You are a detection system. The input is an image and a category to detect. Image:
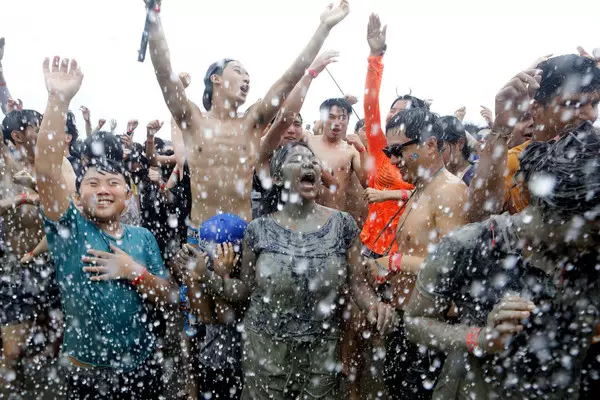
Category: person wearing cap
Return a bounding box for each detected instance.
[146,0,350,242]
[34,56,177,399]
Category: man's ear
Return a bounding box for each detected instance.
[272,173,283,187]
[11,130,23,144]
[65,134,73,145]
[210,74,222,86]
[426,136,439,156]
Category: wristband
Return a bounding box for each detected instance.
[17,193,28,206]
[27,251,34,259]
[153,3,161,12]
[0,82,6,87]
[388,252,402,273]
[466,327,482,353]
[401,190,409,202]
[160,182,167,193]
[131,268,149,286]
[357,146,366,153]
[307,69,319,79]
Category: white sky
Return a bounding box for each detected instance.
[2,0,600,139]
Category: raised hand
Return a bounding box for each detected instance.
[97,119,106,130]
[146,119,164,137]
[213,243,240,278]
[127,119,139,134]
[309,50,339,75]
[454,106,467,121]
[367,13,387,56]
[343,94,358,106]
[493,69,541,136]
[178,72,191,88]
[577,46,600,67]
[13,169,36,191]
[481,296,535,354]
[528,53,553,69]
[480,105,494,127]
[148,166,163,184]
[7,98,23,113]
[345,133,365,152]
[320,0,350,30]
[42,56,83,102]
[110,119,117,132]
[80,105,91,122]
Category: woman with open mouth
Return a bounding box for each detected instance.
[187,141,397,399]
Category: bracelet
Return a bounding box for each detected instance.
[27,251,34,259]
[17,193,28,206]
[307,69,319,79]
[401,190,409,202]
[0,81,6,87]
[466,327,482,353]
[160,182,167,193]
[388,252,402,273]
[357,146,366,153]
[131,268,149,286]
[153,3,161,12]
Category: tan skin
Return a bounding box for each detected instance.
[378,130,468,311]
[308,105,368,212]
[148,0,350,226]
[440,137,471,179]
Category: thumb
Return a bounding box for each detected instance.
[184,244,203,258]
[382,24,388,36]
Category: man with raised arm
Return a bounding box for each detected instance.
[147,0,349,228]
[35,56,177,399]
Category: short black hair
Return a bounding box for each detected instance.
[2,110,43,145]
[355,119,365,133]
[463,122,485,136]
[535,54,600,105]
[203,58,237,111]
[319,98,352,116]
[519,121,600,219]
[81,131,123,162]
[390,95,429,112]
[76,157,128,193]
[154,137,166,153]
[436,116,471,160]
[125,142,149,171]
[386,108,442,150]
[66,110,79,155]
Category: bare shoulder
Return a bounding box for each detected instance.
[435,171,468,207]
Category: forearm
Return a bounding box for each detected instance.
[404,314,473,353]
[383,190,409,202]
[30,236,49,257]
[379,254,424,276]
[203,271,250,304]
[0,63,12,115]
[37,97,69,178]
[146,136,157,166]
[0,196,21,216]
[355,151,369,188]
[284,24,330,88]
[467,133,508,223]
[352,280,380,313]
[135,272,179,309]
[84,119,92,136]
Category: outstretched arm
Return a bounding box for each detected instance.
[0,38,12,116]
[251,1,350,131]
[36,56,84,221]
[147,5,192,123]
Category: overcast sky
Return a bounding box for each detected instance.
[2,0,600,139]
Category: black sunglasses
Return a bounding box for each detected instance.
[382,139,419,158]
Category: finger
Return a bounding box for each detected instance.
[577,46,592,59]
[495,323,524,334]
[87,249,113,259]
[367,308,377,326]
[494,310,531,322]
[70,59,78,74]
[43,57,50,73]
[90,274,112,282]
[498,300,535,311]
[60,58,69,74]
[184,244,204,258]
[382,24,388,37]
[83,266,109,273]
[515,72,540,90]
[81,256,109,266]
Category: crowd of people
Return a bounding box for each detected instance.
[1,1,600,399]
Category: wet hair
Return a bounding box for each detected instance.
[261,142,315,215]
[355,119,365,133]
[519,121,600,219]
[203,58,236,111]
[81,131,123,162]
[66,110,79,155]
[2,110,43,145]
[125,142,149,172]
[436,116,471,160]
[390,94,429,112]
[386,108,443,150]
[153,137,166,153]
[76,157,129,193]
[463,122,486,136]
[534,54,600,105]
[319,98,352,117]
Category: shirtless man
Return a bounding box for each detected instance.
[0,109,69,393]
[374,107,468,399]
[147,0,349,227]
[308,98,368,212]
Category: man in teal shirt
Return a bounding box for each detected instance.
[35,55,177,399]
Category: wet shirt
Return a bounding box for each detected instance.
[243,211,359,341]
[360,55,414,255]
[417,214,600,399]
[43,201,168,371]
[503,140,531,214]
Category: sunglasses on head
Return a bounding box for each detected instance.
[382,139,419,158]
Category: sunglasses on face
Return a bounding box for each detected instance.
[382,139,419,158]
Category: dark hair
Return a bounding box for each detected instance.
[203,58,236,111]
[390,94,429,112]
[261,142,315,215]
[535,54,600,105]
[519,121,600,219]
[66,110,79,155]
[2,110,43,145]
[153,137,166,153]
[125,142,149,170]
[319,98,352,116]
[437,116,471,160]
[355,119,365,133]
[81,131,123,162]
[386,108,442,150]
[76,157,128,193]
[463,122,486,136]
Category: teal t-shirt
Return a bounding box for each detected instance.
[43,201,168,371]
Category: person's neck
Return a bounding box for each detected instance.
[96,218,124,237]
[321,134,341,146]
[280,197,317,220]
[209,94,239,121]
[448,159,471,176]
[16,146,35,167]
[414,161,445,191]
[532,124,558,142]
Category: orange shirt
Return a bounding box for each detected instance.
[359,56,414,255]
[503,140,531,214]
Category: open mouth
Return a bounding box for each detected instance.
[300,170,316,187]
[240,85,249,95]
[96,198,114,208]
